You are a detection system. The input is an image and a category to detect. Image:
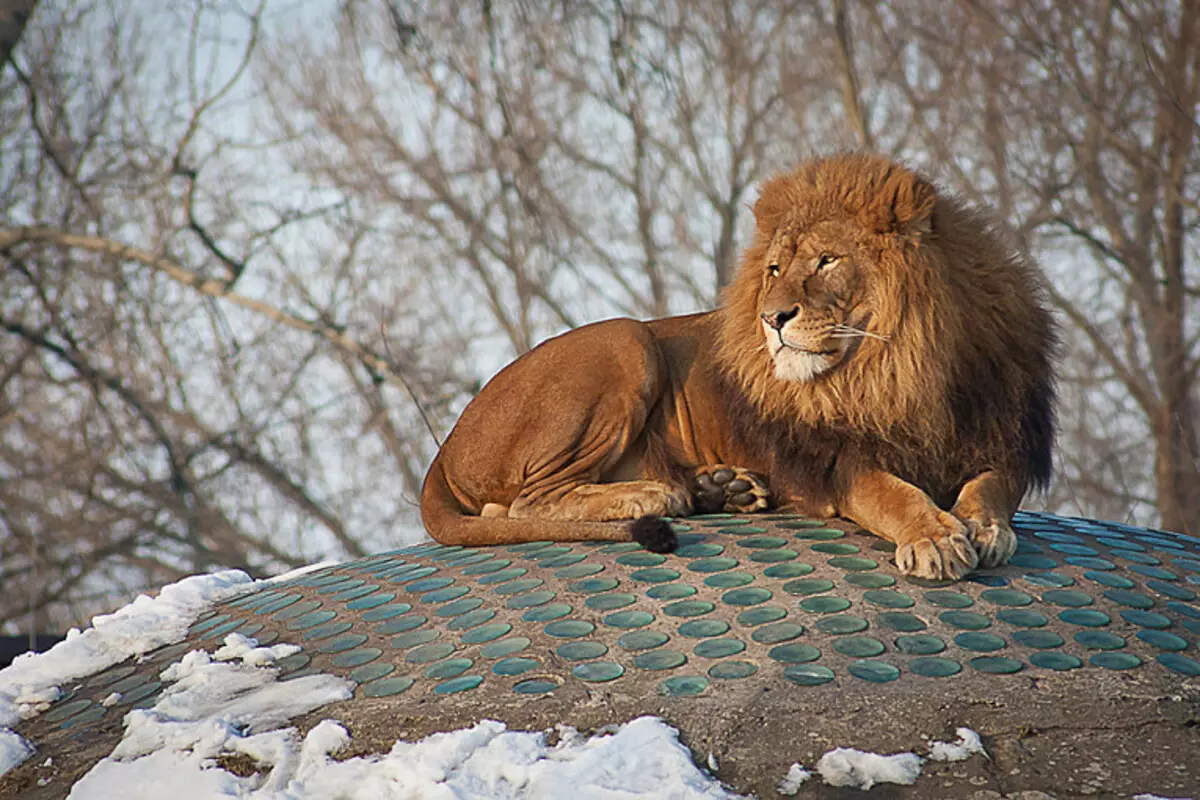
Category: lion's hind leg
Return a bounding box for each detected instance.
[507,481,691,553]
[690,465,772,514]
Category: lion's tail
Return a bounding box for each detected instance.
[419,455,676,552]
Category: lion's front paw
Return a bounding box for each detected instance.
[691,465,771,514]
[894,512,979,581]
[960,517,1018,569]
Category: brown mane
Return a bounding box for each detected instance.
[713,154,1056,508]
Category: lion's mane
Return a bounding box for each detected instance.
[713,154,1056,509]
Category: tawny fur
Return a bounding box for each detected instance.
[420,154,1056,580]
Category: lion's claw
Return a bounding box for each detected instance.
[894,513,978,580]
[691,464,771,514]
[962,518,1017,568]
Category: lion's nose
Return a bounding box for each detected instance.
[761,307,800,331]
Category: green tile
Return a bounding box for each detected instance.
[1074,630,1126,650]
[492,579,544,596]
[782,664,835,685]
[1157,652,1200,676]
[493,657,539,676]
[939,611,991,630]
[630,568,680,583]
[557,641,608,660]
[1146,580,1196,601]
[763,563,814,579]
[634,650,687,670]
[617,552,666,567]
[647,584,697,600]
[678,619,730,638]
[800,596,851,613]
[361,677,414,697]
[513,679,559,694]
[659,675,708,696]
[876,612,926,632]
[664,600,714,618]
[618,630,670,651]
[555,564,604,579]
[674,543,725,558]
[406,642,456,663]
[895,634,946,655]
[1029,652,1081,671]
[573,662,626,682]
[435,598,485,617]
[317,634,369,653]
[461,623,513,644]
[722,587,772,606]
[845,573,896,588]
[996,609,1049,627]
[603,610,654,629]
[1104,589,1155,609]
[969,656,1023,674]
[1059,609,1111,627]
[480,637,531,658]
[955,632,1006,651]
[848,660,900,683]
[828,557,879,571]
[815,614,868,635]
[790,527,846,540]
[909,657,962,677]
[863,590,914,608]
[349,663,394,683]
[750,549,799,563]
[693,638,746,658]
[376,614,427,635]
[522,604,572,623]
[1120,609,1172,629]
[302,621,353,641]
[362,603,414,622]
[569,578,619,594]
[833,636,885,657]
[434,675,483,694]
[406,577,455,593]
[709,661,758,679]
[783,578,835,596]
[704,572,754,589]
[586,593,636,612]
[506,590,557,610]
[1084,572,1136,589]
[1136,630,1188,651]
[540,554,587,568]
[1041,589,1093,607]
[285,610,336,631]
[769,643,821,663]
[1089,652,1142,670]
[1011,630,1064,649]
[979,589,1033,606]
[925,591,974,608]
[688,558,739,573]
[347,592,397,611]
[545,620,596,638]
[425,658,473,679]
[751,622,805,644]
[811,542,861,555]
[737,606,788,626]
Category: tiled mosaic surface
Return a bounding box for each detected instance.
[30,512,1200,733]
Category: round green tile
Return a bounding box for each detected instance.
[800,596,851,613]
[557,641,608,660]
[434,675,483,694]
[845,573,897,589]
[1030,652,1081,671]
[659,675,709,696]
[1146,580,1196,601]
[604,610,654,629]
[980,589,1033,606]
[513,679,560,694]
[909,657,962,677]
[493,657,539,676]
[895,634,946,655]
[273,653,311,674]
[814,615,868,635]
[509,541,556,553]
[634,650,688,670]
[459,622,512,644]
[833,636,885,657]
[317,634,369,653]
[106,674,150,694]
[1168,601,1200,619]
[302,621,354,641]
[361,675,414,697]
[1104,589,1155,609]
[737,606,787,626]
[1074,630,1126,650]
[45,699,92,724]
[376,615,427,635]
[492,579,544,596]
[362,603,414,622]
[347,592,397,611]
[664,600,714,618]
[630,567,680,583]
[406,642,455,663]
[769,643,821,663]
[406,577,454,593]
[616,552,667,567]
[540,554,587,568]
[528,546,574,561]
[522,603,572,623]
[1041,589,1093,607]
[1120,609,1172,629]
[674,543,725,558]
[691,513,734,521]
[738,535,789,549]
[722,587,772,606]
[425,658,473,679]
[285,610,337,631]
[828,557,879,571]
[435,598,485,617]
[1059,609,1111,627]
[586,593,636,611]
[939,611,991,630]
[349,662,394,684]
[750,549,799,563]
[573,662,625,682]
[479,637,531,658]
[545,620,596,638]
[506,590,556,610]
[1011,630,1064,649]
[189,613,232,632]
[925,591,974,608]
[782,664,835,685]
[1023,572,1076,588]
[618,630,670,651]
[863,590,914,608]
[687,557,739,573]
[1137,630,1188,651]
[1084,572,1136,589]
[704,573,754,589]
[1008,554,1057,569]
[848,660,900,683]
[693,638,746,658]
[810,542,861,555]
[790,527,846,540]
[569,578,619,594]
[647,584,697,600]
[1157,652,1200,676]
[969,656,1023,674]
[997,609,1049,627]
[751,622,805,644]
[554,563,604,579]
[678,619,730,638]
[600,542,644,554]
[764,563,814,579]
[783,578,835,596]
[331,584,379,602]
[1090,652,1142,670]
[955,632,1006,651]
[709,661,758,679]
[876,612,926,632]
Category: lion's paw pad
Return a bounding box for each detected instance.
[691,465,771,514]
[963,519,1017,569]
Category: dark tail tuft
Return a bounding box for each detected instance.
[631,516,677,553]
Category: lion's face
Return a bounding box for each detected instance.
[757,219,874,383]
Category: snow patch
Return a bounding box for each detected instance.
[928,727,985,762]
[776,762,812,795]
[0,570,257,778]
[816,748,923,789]
[0,729,33,777]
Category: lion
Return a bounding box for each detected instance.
[421,154,1056,580]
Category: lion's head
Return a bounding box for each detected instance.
[715,154,1055,503]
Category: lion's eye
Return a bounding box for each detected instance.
[815,253,839,271]
[767,264,780,277]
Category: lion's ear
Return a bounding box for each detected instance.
[866,169,937,236]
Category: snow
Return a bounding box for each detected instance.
[775,762,812,795]
[0,569,258,778]
[927,727,985,762]
[816,748,923,790]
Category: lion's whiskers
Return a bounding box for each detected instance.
[828,325,890,343]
